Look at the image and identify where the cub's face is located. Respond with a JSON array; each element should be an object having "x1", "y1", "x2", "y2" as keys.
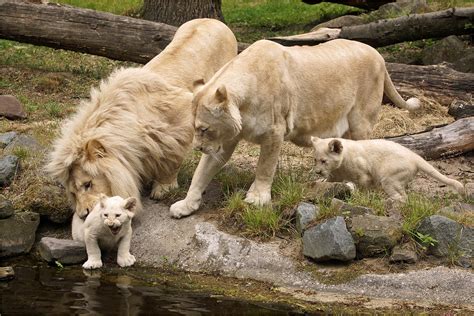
[
  {"x1": 68, "y1": 166, "x2": 112, "y2": 219},
  {"x1": 98, "y1": 196, "x2": 136, "y2": 235},
  {"x1": 311, "y1": 137, "x2": 344, "y2": 178},
  {"x1": 193, "y1": 84, "x2": 241, "y2": 156}
]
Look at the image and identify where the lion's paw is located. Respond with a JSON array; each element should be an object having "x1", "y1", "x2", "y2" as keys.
[
  {"x1": 83, "y1": 258, "x2": 103, "y2": 270},
  {"x1": 169, "y1": 199, "x2": 199, "y2": 219},
  {"x1": 244, "y1": 189, "x2": 271, "y2": 206},
  {"x1": 150, "y1": 181, "x2": 179, "y2": 200},
  {"x1": 117, "y1": 253, "x2": 136, "y2": 267}
]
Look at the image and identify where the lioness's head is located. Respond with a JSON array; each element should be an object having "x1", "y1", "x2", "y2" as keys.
[
  {"x1": 97, "y1": 195, "x2": 136, "y2": 235},
  {"x1": 311, "y1": 137, "x2": 344, "y2": 178},
  {"x1": 191, "y1": 80, "x2": 242, "y2": 156}
]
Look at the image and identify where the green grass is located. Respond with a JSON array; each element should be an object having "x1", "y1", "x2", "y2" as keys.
[
  {"x1": 401, "y1": 193, "x2": 441, "y2": 238},
  {"x1": 56, "y1": 0, "x2": 142, "y2": 15},
  {"x1": 272, "y1": 173, "x2": 305, "y2": 210},
  {"x1": 347, "y1": 189, "x2": 386, "y2": 216}
]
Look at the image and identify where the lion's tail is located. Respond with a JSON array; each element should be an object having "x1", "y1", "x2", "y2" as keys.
[{"x1": 384, "y1": 69, "x2": 420, "y2": 112}]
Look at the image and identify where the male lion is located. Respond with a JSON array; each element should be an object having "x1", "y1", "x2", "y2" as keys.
[
  {"x1": 46, "y1": 19, "x2": 237, "y2": 218},
  {"x1": 170, "y1": 39, "x2": 420, "y2": 218}
]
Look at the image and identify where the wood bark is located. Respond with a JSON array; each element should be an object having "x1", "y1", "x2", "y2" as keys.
[
  {"x1": 142, "y1": 0, "x2": 224, "y2": 26},
  {"x1": 388, "y1": 117, "x2": 474, "y2": 160},
  {"x1": 269, "y1": 7, "x2": 474, "y2": 47}
]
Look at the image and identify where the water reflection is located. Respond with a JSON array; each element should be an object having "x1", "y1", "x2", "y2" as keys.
[{"x1": 1, "y1": 266, "x2": 305, "y2": 315}]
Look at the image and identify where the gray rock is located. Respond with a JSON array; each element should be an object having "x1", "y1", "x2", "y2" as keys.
[
  {"x1": 452, "y1": 50, "x2": 474, "y2": 73},
  {"x1": 0, "y1": 132, "x2": 17, "y2": 149},
  {"x1": 0, "y1": 266, "x2": 15, "y2": 281},
  {"x1": 376, "y1": 3, "x2": 404, "y2": 18},
  {"x1": 0, "y1": 196, "x2": 14, "y2": 219},
  {"x1": 418, "y1": 215, "x2": 473, "y2": 258},
  {"x1": 350, "y1": 214, "x2": 403, "y2": 257},
  {"x1": 39, "y1": 237, "x2": 87, "y2": 265},
  {"x1": 26, "y1": 184, "x2": 71, "y2": 224},
  {"x1": 5, "y1": 134, "x2": 42, "y2": 153},
  {"x1": 0, "y1": 95, "x2": 27, "y2": 120},
  {"x1": 0, "y1": 211, "x2": 40, "y2": 257},
  {"x1": 448, "y1": 101, "x2": 474, "y2": 120},
  {"x1": 303, "y1": 216, "x2": 356, "y2": 262},
  {"x1": 389, "y1": 244, "x2": 418, "y2": 263},
  {"x1": 422, "y1": 36, "x2": 466, "y2": 66},
  {"x1": 305, "y1": 182, "x2": 353, "y2": 201},
  {"x1": 397, "y1": 0, "x2": 430, "y2": 14},
  {"x1": 311, "y1": 15, "x2": 364, "y2": 31},
  {"x1": 331, "y1": 198, "x2": 373, "y2": 216},
  {"x1": 0, "y1": 155, "x2": 19, "y2": 187},
  {"x1": 295, "y1": 202, "x2": 318, "y2": 234}
]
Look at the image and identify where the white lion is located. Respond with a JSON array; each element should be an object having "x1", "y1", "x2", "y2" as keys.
[
  {"x1": 170, "y1": 39, "x2": 420, "y2": 218},
  {"x1": 310, "y1": 137, "x2": 465, "y2": 202},
  {"x1": 72, "y1": 195, "x2": 137, "y2": 269},
  {"x1": 45, "y1": 19, "x2": 238, "y2": 218}
]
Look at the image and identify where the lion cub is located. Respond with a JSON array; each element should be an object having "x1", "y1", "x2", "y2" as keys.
[
  {"x1": 72, "y1": 195, "x2": 137, "y2": 269},
  {"x1": 311, "y1": 137, "x2": 465, "y2": 202}
]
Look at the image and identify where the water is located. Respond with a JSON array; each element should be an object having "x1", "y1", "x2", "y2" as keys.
[{"x1": 0, "y1": 265, "x2": 306, "y2": 315}]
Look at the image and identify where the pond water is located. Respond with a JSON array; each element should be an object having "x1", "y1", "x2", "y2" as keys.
[{"x1": 0, "y1": 265, "x2": 308, "y2": 315}]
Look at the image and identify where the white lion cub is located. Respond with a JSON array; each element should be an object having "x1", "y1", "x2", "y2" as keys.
[
  {"x1": 72, "y1": 195, "x2": 137, "y2": 269},
  {"x1": 311, "y1": 137, "x2": 465, "y2": 202}
]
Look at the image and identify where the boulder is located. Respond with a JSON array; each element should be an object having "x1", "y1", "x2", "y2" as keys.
[
  {"x1": 452, "y1": 49, "x2": 474, "y2": 73},
  {"x1": 303, "y1": 216, "x2": 356, "y2": 262},
  {"x1": 376, "y1": 3, "x2": 404, "y2": 18},
  {"x1": 0, "y1": 95, "x2": 27, "y2": 120},
  {"x1": 418, "y1": 215, "x2": 473, "y2": 258},
  {"x1": 0, "y1": 196, "x2": 14, "y2": 219},
  {"x1": 0, "y1": 211, "x2": 40, "y2": 257},
  {"x1": 350, "y1": 214, "x2": 403, "y2": 257},
  {"x1": 25, "y1": 183, "x2": 71, "y2": 224},
  {"x1": 448, "y1": 101, "x2": 474, "y2": 120},
  {"x1": 421, "y1": 36, "x2": 466, "y2": 67},
  {"x1": 0, "y1": 155, "x2": 19, "y2": 187},
  {"x1": 4, "y1": 134, "x2": 42, "y2": 153},
  {"x1": 0, "y1": 132, "x2": 17, "y2": 149},
  {"x1": 331, "y1": 198, "x2": 373, "y2": 216},
  {"x1": 310, "y1": 15, "x2": 364, "y2": 31},
  {"x1": 295, "y1": 202, "x2": 319, "y2": 234},
  {"x1": 389, "y1": 244, "x2": 418, "y2": 263},
  {"x1": 38, "y1": 237, "x2": 87, "y2": 265},
  {"x1": 305, "y1": 182, "x2": 353, "y2": 201}
]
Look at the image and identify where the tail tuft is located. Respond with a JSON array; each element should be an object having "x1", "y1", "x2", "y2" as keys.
[{"x1": 405, "y1": 97, "x2": 421, "y2": 111}]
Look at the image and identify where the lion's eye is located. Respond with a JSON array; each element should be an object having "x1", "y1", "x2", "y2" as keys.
[
  {"x1": 104, "y1": 213, "x2": 108, "y2": 217},
  {"x1": 84, "y1": 181, "x2": 92, "y2": 190},
  {"x1": 200, "y1": 127, "x2": 208, "y2": 133},
  {"x1": 321, "y1": 159, "x2": 327, "y2": 164},
  {"x1": 115, "y1": 214, "x2": 120, "y2": 218}
]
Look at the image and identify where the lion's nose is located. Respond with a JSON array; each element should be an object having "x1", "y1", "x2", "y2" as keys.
[{"x1": 194, "y1": 145, "x2": 203, "y2": 152}]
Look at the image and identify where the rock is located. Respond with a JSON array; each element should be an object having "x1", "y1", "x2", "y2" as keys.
[
  {"x1": 311, "y1": 15, "x2": 364, "y2": 31},
  {"x1": 418, "y1": 215, "x2": 473, "y2": 258},
  {"x1": 39, "y1": 237, "x2": 87, "y2": 265},
  {"x1": 376, "y1": 3, "x2": 404, "y2": 18},
  {"x1": 0, "y1": 132, "x2": 17, "y2": 149},
  {"x1": 26, "y1": 183, "x2": 71, "y2": 224},
  {"x1": 350, "y1": 214, "x2": 403, "y2": 257},
  {"x1": 295, "y1": 202, "x2": 318, "y2": 234},
  {"x1": 4, "y1": 134, "x2": 42, "y2": 153},
  {"x1": 305, "y1": 182, "x2": 353, "y2": 201},
  {"x1": 422, "y1": 36, "x2": 466, "y2": 66},
  {"x1": 331, "y1": 198, "x2": 373, "y2": 216},
  {"x1": 389, "y1": 244, "x2": 418, "y2": 263},
  {"x1": 0, "y1": 211, "x2": 40, "y2": 257},
  {"x1": 452, "y1": 49, "x2": 474, "y2": 73},
  {"x1": 448, "y1": 101, "x2": 474, "y2": 120},
  {"x1": 396, "y1": 0, "x2": 430, "y2": 14},
  {"x1": 0, "y1": 155, "x2": 20, "y2": 187},
  {"x1": 0, "y1": 95, "x2": 27, "y2": 120},
  {"x1": 303, "y1": 216, "x2": 356, "y2": 262},
  {"x1": 0, "y1": 196, "x2": 14, "y2": 219},
  {"x1": 0, "y1": 266, "x2": 15, "y2": 281},
  {"x1": 456, "y1": 256, "x2": 472, "y2": 269}
]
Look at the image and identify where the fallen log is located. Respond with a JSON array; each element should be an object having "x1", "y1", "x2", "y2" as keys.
[
  {"x1": 269, "y1": 7, "x2": 474, "y2": 47},
  {"x1": 302, "y1": 0, "x2": 391, "y2": 10},
  {"x1": 388, "y1": 117, "x2": 474, "y2": 160}
]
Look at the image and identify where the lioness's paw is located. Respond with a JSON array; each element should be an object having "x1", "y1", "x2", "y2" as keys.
[
  {"x1": 169, "y1": 199, "x2": 199, "y2": 219},
  {"x1": 117, "y1": 253, "x2": 136, "y2": 267},
  {"x1": 244, "y1": 190, "x2": 271, "y2": 206},
  {"x1": 150, "y1": 181, "x2": 179, "y2": 200},
  {"x1": 83, "y1": 259, "x2": 103, "y2": 269}
]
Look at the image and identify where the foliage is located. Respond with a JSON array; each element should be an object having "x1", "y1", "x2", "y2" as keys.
[{"x1": 347, "y1": 189, "x2": 385, "y2": 216}]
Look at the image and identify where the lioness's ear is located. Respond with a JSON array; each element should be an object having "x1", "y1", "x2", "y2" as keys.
[
  {"x1": 328, "y1": 139, "x2": 343, "y2": 154},
  {"x1": 123, "y1": 197, "x2": 137, "y2": 218},
  {"x1": 215, "y1": 85, "x2": 227, "y2": 103},
  {"x1": 192, "y1": 79, "x2": 205, "y2": 93},
  {"x1": 85, "y1": 139, "x2": 106, "y2": 161}
]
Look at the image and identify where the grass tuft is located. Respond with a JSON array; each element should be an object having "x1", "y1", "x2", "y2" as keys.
[
  {"x1": 347, "y1": 189, "x2": 386, "y2": 216},
  {"x1": 401, "y1": 193, "x2": 441, "y2": 239}
]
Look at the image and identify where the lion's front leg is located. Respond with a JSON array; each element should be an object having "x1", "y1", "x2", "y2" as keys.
[
  {"x1": 82, "y1": 229, "x2": 103, "y2": 269},
  {"x1": 117, "y1": 230, "x2": 135, "y2": 267},
  {"x1": 170, "y1": 140, "x2": 238, "y2": 219},
  {"x1": 245, "y1": 132, "x2": 284, "y2": 206}
]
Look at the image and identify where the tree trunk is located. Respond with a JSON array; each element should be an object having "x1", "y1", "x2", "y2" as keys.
[
  {"x1": 269, "y1": 7, "x2": 474, "y2": 47},
  {"x1": 388, "y1": 117, "x2": 474, "y2": 160},
  {"x1": 142, "y1": 0, "x2": 224, "y2": 26}
]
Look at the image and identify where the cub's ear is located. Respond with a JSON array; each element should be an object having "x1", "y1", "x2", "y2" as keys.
[
  {"x1": 215, "y1": 85, "x2": 227, "y2": 103},
  {"x1": 84, "y1": 139, "x2": 106, "y2": 161},
  {"x1": 328, "y1": 139, "x2": 343, "y2": 154},
  {"x1": 192, "y1": 79, "x2": 205, "y2": 93},
  {"x1": 310, "y1": 136, "x2": 320, "y2": 144},
  {"x1": 123, "y1": 197, "x2": 137, "y2": 218}
]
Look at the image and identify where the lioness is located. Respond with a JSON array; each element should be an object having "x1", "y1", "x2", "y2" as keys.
[
  {"x1": 72, "y1": 195, "x2": 137, "y2": 269},
  {"x1": 170, "y1": 39, "x2": 420, "y2": 218},
  {"x1": 46, "y1": 19, "x2": 237, "y2": 218},
  {"x1": 310, "y1": 137, "x2": 465, "y2": 202}
]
